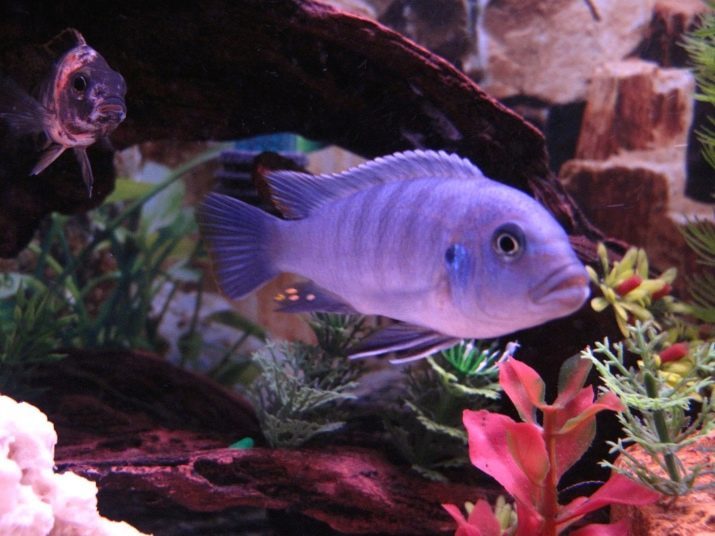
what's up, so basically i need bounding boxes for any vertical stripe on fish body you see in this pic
[276,179,472,319]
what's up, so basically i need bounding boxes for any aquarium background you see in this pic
[0,1,713,535]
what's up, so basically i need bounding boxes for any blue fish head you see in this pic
[455,187,590,334]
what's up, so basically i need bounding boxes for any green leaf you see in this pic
[104,178,155,204]
[229,437,255,449]
[178,331,203,363]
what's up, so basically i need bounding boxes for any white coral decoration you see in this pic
[0,394,148,536]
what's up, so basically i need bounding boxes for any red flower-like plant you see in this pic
[444,356,661,536]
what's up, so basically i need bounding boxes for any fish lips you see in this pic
[94,97,127,124]
[530,263,590,311]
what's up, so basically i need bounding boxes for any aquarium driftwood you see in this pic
[24,349,490,535]
[0,0,609,258]
[25,349,261,445]
[58,444,486,535]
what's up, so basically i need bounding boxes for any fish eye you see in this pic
[492,224,525,259]
[72,74,88,92]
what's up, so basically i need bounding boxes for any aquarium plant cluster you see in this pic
[0,146,245,393]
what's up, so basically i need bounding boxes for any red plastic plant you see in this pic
[444,356,661,536]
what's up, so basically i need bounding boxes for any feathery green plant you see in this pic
[683,5,715,168]
[386,340,505,481]
[583,322,715,496]
[248,313,366,448]
[680,218,715,323]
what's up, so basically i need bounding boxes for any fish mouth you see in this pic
[95,98,127,123]
[530,263,590,309]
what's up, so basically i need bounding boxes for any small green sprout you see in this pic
[437,339,502,378]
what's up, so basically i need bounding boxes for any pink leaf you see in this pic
[556,386,595,430]
[505,420,549,490]
[499,358,545,424]
[559,391,624,434]
[442,503,484,536]
[570,520,629,536]
[468,500,502,536]
[554,391,624,479]
[513,500,544,536]
[554,354,592,407]
[463,410,541,506]
[554,417,596,482]
[559,472,661,525]
[443,500,502,536]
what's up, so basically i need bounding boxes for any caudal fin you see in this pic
[198,193,279,299]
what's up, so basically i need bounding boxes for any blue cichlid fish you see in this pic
[0,29,126,196]
[199,150,590,362]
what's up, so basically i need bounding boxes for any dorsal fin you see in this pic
[265,149,487,219]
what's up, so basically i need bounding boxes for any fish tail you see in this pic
[198,192,280,299]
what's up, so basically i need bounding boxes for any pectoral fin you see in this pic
[0,75,47,136]
[274,281,358,315]
[31,144,66,176]
[73,147,94,197]
[348,323,460,364]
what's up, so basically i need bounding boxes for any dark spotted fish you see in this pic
[199,150,590,363]
[0,29,126,196]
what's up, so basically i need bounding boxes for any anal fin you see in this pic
[348,323,460,364]
[274,281,358,315]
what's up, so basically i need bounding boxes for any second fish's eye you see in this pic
[72,74,88,92]
[492,224,524,259]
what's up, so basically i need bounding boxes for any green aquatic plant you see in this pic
[386,340,504,481]
[248,313,365,448]
[309,312,370,359]
[683,5,715,168]
[586,243,679,335]
[680,218,715,323]
[1,146,226,355]
[0,285,73,396]
[583,321,715,496]
[249,342,357,448]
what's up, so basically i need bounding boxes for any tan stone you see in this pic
[561,151,713,289]
[475,0,655,103]
[640,0,710,67]
[612,430,715,536]
[575,60,695,160]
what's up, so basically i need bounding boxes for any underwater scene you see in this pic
[0,1,714,535]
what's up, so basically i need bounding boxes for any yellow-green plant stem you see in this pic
[643,370,682,484]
